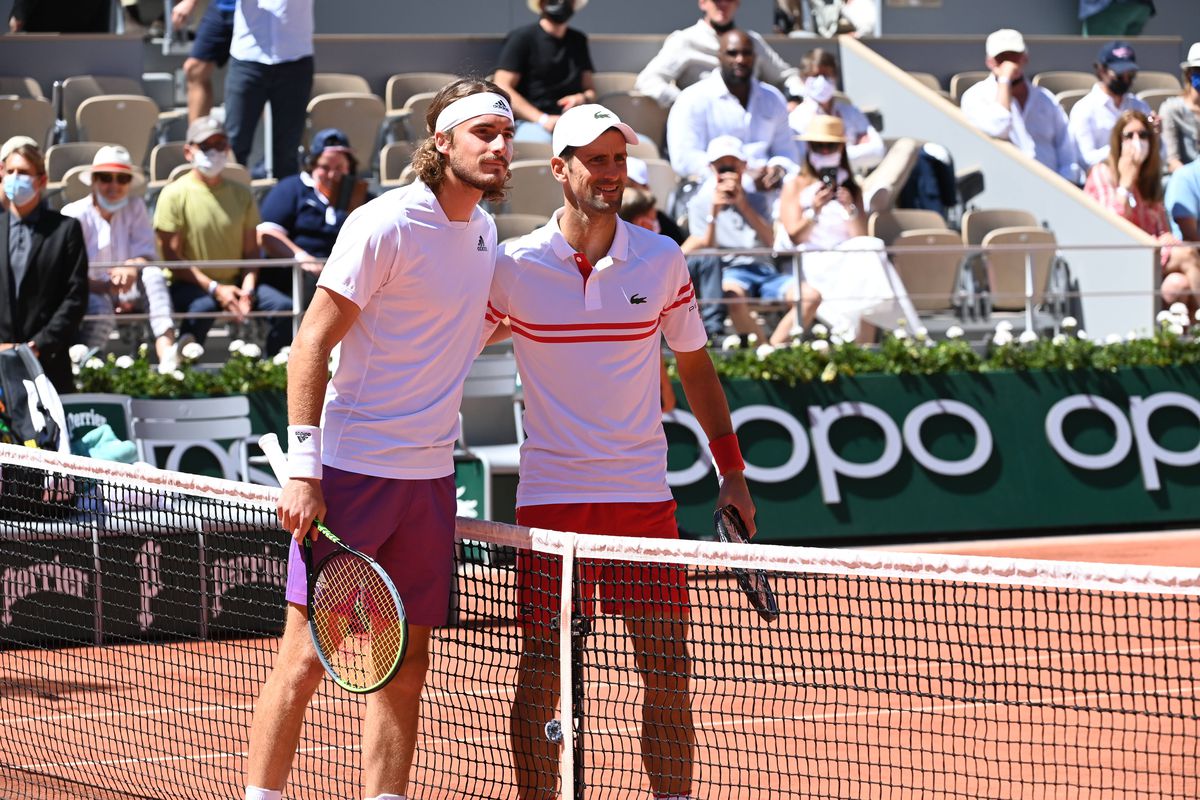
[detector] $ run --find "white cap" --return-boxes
[551,104,638,157]
[625,156,649,187]
[82,145,144,189]
[986,29,1026,59]
[1,135,38,162]
[1182,42,1200,70]
[706,134,746,163]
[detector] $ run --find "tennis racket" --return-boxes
[714,505,780,623]
[259,432,408,694]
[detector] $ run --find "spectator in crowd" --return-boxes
[667,28,799,185]
[154,116,292,356]
[9,0,109,32]
[493,0,597,143]
[635,0,805,108]
[960,29,1081,183]
[1165,146,1200,309]
[0,136,39,212]
[1086,110,1200,311]
[0,142,88,394]
[258,128,374,307]
[1069,40,1153,170]
[776,116,918,344]
[61,146,177,369]
[1080,0,1155,37]
[1160,43,1200,173]
[789,47,884,173]
[685,135,815,343]
[171,0,236,122]
[625,157,687,245]
[225,0,313,179]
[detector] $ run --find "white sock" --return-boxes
[245,787,282,800]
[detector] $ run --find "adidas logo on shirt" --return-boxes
[477,236,488,252]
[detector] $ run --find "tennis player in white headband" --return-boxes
[246,78,515,800]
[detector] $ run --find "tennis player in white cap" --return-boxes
[246,77,515,800]
[484,103,755,800]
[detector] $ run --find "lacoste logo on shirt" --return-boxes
[294,431,312,443]
[629,293,647,304]
[477,236,488,252]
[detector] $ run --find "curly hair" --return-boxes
[410,77,512,202]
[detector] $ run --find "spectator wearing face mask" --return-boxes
[61,146,177,368]
[960,29,1081,183]
[788,48,884,172]
[493,0,597,143]
[1159,43,1200,173]
[1069,40,1153,169]
[154,116,293,356]
[1085,110,1200,312]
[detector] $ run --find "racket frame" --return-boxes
[714,505,781,623]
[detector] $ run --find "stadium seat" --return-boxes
[889,229,970,314]
[76,95,159,166]
[494,213,548,243]
[1131,71,1181,95]
[0,97,54,150]
[379,140,414,187]
[626,138,661,159]
[61,75,145,141]
[130,396,253,482]
[0,75,45,100]
[591,71,639,96]
[949,71,989,105]
[1032,71,1094,96]
[149,141,188,183]
[505,160,560,217]
[1054,89,1089,117]
[513,140,553,162]
[908,71,945,96]
[45,142,110,182]
[860,137,921,214]
[1136,88,1177,115]
[868,209,948,243]
[962,208,1039,247]
[385,72,457,112]
[640,157,677,206]
[459,352,523,477]
[306,92,386,172]
[597,92,668,152]
[310,72,372,99]
[391,90,439,142]
[980,226,1057,313]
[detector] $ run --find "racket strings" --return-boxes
[312,554,406,690]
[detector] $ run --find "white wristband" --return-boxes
[286,425,323,480]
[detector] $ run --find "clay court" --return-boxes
[2,527,1199,799]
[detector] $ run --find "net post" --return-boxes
[558,531,577,800]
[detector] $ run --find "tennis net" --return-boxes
[1,443,1198,799]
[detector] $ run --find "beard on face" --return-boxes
[571,174,623,216]
[448,148,508,194]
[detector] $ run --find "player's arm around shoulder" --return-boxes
[673,347,756,536]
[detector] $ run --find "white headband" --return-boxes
[434,92,514,134]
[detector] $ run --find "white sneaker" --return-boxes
[157,343,179,375]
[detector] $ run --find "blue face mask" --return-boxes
[1192,73,1200,93]
[3,173,38,207]
[95,193,129,213]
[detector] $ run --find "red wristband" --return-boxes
[708,433,745,476]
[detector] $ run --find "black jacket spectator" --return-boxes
[10,0,110,32]
[0,206,89,393]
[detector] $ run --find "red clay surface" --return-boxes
[2,530,1199,799]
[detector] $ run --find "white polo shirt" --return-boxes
[484,212,708,507]
[318,181,497,480]
[1068,83,1151,168]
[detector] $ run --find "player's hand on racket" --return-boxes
[716,470,756,538]
[278,477,326,543]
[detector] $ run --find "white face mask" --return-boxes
[192,148,228,178]
[808,151,842,170]
[1126,136,1149,164]
[95,192,129,213]
[805,75,836,105]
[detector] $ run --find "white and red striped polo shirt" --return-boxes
[484,211,708,507]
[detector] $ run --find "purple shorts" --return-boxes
[285,465,457,627]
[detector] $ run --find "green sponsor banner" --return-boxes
[666,367,1200,543]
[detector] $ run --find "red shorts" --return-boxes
[515,500,690,630]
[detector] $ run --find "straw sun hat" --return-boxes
[798,115,847,144]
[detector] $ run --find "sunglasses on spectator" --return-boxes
[809,142,842,153]
[1122,130,1150,140]
[94,172,133,185]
